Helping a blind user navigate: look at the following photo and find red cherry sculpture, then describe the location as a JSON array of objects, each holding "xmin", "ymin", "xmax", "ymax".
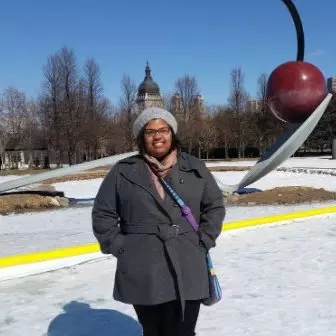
[{"xmin": 266, "ymin": 61, "xmax": 327, "ymax": 123}]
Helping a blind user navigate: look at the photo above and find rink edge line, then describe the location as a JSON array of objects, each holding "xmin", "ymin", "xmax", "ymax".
[
  {"xmin": 223, "ymin": 205, "xmax": 336, "ymax": 230},
  {"xmin": 1, "ymin": 205, "xmax": 336, "ymax": 269}
]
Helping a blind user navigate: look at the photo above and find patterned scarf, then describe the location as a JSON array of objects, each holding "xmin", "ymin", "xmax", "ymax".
[{"xmin": 143, "ymin": 149, "xmax": 178, "ymax": 199}]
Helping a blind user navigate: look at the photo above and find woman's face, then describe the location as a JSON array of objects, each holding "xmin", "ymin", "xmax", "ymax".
[{"xmin": 143, "ymin": 119, "xmax": 173, "ymax": 159}]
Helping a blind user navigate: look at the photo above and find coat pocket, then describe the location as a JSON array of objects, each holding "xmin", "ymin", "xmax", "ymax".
[
  {"xmin": 116, "ymin": 234, "xmax": 164, "ymax": 276},
  {"xmin": 116, "ymin": 234, "xmax": 146, "ymax": 273},
  {"xmin": 182, "ymin": 231, "xmax": 207, "ymax": 253},
  {"xmin": 117, "ymin": 234, "xmax": 137, "ymax": 257}
]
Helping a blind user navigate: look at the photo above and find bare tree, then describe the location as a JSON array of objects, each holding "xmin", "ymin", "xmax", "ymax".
[
  {"xmin": 214, "ymin": 106, "xmax": 235, "ymax": 159},
  {"xmin": 105, "ymin": 110, "xmax": 128, "ymax": 154},
  {"xmin": 174, "ymin": 75, "xmax": 202, "ymax": 153},
  {"xmin": 255, "ymin": 72, "xmax": 285, "ymax": 153},
  {"xmin": 23, "ymin": 99, "xmax": 44, "ymax": 167},
  {"xmin": 42, "ymin": 53, "xmax": 62, "ymax": 166},
  {"xmin": 0, "ymin": 87, "xmax": 28, "ymax": 168},
  {"xmin": 255, "ymin": 73, "xmax": 269, "ymax": 153},
  {"xmin": 174, "ymin": 75, "xmax": 200, "ymax": 121},
  {"xmin": 162, "ymin": 92, "xmax": 173, "ymax": 111},
  {"xmin": 0, "ymin": 123, "xmax": 5, "ymax": 170},
  {"xmin": 0, "ymin": 87, "xmax": 28, "ymax": 137},
  {"xmin": 41, "ymin": 49, "xmax": 115, "ymax": 164},
  {"xmin": 229, "ymin": 68, "xmax": 248, "ymax": 113},
  {"xmin": 82, "ymin": 58, "xmax": 105, "ymax": 160},
  {"xmin": 85, "ymin": 58, "xmax": 103, "ymax": 103},
  {"xmin": 199, "ymin": 114, "xmax": 218, "ymax": 160},
  {"xmin": 257, "ymin": 73, "xmax": 268, "ymax": 102},
  {"xmin": 58, "ymin": 46, "xmax": 79, "ymax": 165},
  {"xmin": 309, "ymin": 94, "xmax": 336, "ymax": 153},
  {"xmin": 119, "ymin": 74, "xmax": 137, "ymax": 151},
  {"xmin": 228, "ymin": 67, "xmax": 248, "ymax": 158}
]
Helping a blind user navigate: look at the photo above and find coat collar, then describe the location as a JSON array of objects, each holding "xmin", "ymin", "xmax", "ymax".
[
  {"xmin": 117, "ymin": 151, "xmax": 204, "ymax": 221},
  {"xmin": 176, "ymin": 152, "xmax": 204, "ymax": 177},
  {"xmin": 118, "ymin": 155, "xmax": 173, "ymax": 219},
  {"xmin": 118, "ymin": 151, "xmax": 204, "ymax": 177},
  {"xmin": 118, "ymin": 155, "xmax": 155, "ymax": 193}
]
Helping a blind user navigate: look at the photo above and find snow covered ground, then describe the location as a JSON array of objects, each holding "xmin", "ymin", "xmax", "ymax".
[
  {"xmin": 0, "ymin": 156, "xmax": 336, "ymax": 335},
  {"xmin": 0, "ymin": 215, "xmax": 335, "ymax": 336},
  {"xmin": 213, "ymin": 170, "xmax": 336, "ymax": 192},
  {"xmin": 205, "ymin": 156, "xmax": 336, "ymax": 169},
  {"xmin": 1, "ymin": 156, "xmax": 335, "ymax": 199},
  {"xmin": 49, "ymin": 168, "xmax": 336, "ymax": 200},
  {"xmin": 2, "ymin": 202, "xmax": 335, "ymax": 258}
]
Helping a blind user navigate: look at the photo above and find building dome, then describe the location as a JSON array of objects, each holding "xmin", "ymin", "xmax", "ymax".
[{"xmin": 138, "ymin": 62, "xmax": 160, "ymax": 95}]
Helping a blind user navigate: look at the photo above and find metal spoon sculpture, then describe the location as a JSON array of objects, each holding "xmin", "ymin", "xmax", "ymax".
[
  {"xmin": 0, "ymin": 0, "xmax": 332, "ymax": 195},
  {"xmin": 216, "ymin": 0, "xmax": 332, "ymax": 194}
]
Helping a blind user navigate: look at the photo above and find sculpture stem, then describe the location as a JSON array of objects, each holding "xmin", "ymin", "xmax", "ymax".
[{"xmin": 282, "ymin": 0, "xmax": 305, "ymax": 61}]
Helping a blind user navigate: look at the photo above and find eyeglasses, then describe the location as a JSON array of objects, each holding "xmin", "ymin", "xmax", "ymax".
[{"xmin": 144, "ymin": 127, "xmax": 171, "ymax": 137}]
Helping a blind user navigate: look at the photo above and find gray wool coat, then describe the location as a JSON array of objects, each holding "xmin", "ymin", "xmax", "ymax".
[{"xmin": 92, "ymin": 151, "xmax": 225, "ymax": 312}]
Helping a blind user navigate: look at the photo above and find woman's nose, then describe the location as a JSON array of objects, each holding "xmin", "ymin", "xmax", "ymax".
[{"xmin": 153, "ymin": 131, "xmax": 162, "ymax": 139}]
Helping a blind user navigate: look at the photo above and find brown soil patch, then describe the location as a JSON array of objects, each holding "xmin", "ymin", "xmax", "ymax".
[
  {"xmin": 2, "ymin": 185, "xmax": 335, "ymax": 216},
  {"xmin": 227, "ymin": 186, "xmax": 336, "ymax": 205},
  {"xmin": 206, "ymin": 158, "xmax": 256, "ymax": 162},
  {"xmin": 0, "ymin": 194, "xmax": 68, "ymax": 215},
  {"xmin": 85, "ymin": 166, "xmax": 112, "ymax": 172},
  {"xmin": 42, "ymin": 166, "xmax": 249, "ymax": 183},
  {"xmin": 209, "ymin": 166, "xmax": 251, "ymax": 172},
  {"xmin": 0, "ymin": 168, "xmax": 49, "ymax": 176},
  {"xmin": 0, "ymin": 165, "xmax": 246, "ymax": 184},
  {"xmin": 1, "ymin": 167, "xmax": 335, "ymax": 214},
  {"xmin": 44, "ymin": 171, "xmax": 109, "ymax": 184}
]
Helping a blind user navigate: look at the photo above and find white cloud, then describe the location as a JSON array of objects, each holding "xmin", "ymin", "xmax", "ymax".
[{"xmin": 307, "ymin": 49, "xmax": 325, "ymax": 58}]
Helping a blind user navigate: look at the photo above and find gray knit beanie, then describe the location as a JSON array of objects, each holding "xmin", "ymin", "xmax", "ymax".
[{"xmin": 133, "ymin": 107, "xmax": 178, "ymax": 138}]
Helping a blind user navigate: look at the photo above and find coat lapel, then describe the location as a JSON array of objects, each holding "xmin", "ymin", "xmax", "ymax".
[{"xmin": 119, "ymin": 156, "xmax": 174, "ymax": 220}]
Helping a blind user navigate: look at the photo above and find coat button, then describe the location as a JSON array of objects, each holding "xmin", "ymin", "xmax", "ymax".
[
  {"xmin": 118, "ymin": 247, "xmax": 124, "ymax": 255},
  {"xmin": 174, "ymin": 203, "xmax": 179, "ymax": 207},
  {"xmin": 179, "ymin": 178, "xmax": 184, "ymax": 184}
]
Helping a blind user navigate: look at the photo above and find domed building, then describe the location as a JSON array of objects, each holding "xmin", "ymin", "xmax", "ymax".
[{"xmin": 136, "ymin": 62, "xmax": 163, "ymax": 111}]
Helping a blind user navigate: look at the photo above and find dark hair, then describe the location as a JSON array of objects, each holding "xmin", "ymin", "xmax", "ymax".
[{"xmin": 136, "ymin": 125, "xmax": 181, "ymax": 156}]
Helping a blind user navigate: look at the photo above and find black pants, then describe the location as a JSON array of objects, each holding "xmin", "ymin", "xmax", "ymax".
[{"xmin": 133, "ymin": 300, "xmax": 201, "ymax": 336}]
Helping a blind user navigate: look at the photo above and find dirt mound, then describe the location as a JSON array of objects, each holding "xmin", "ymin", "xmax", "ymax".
[
  {"xmin": 208, "ymin": 166, "xmax": 251, "ymax": 172},
  {"xmin": 0, "ymin": 194, "xmax": 69, "ymax": 215},
  {"xmin": 44, "ymin": 171, "xmax": 109, "ymax": 184},
  {"xmin": 1, "ymin": 166, "xmax": 335, "ymax": 214},
  {"xmin": 227, "ymin": 186, "xmax": 336, "ymax": 205},
  {"xmin": 42, "ymin": 166, "xmax": 249, "ymax": 183},
  {"xmin": 1, "ymin": 186, "xmax": 335, "ymax": 215},
  {"xmin": 0, "ymin": 165, "xmax": 246, "ymax": 184}
]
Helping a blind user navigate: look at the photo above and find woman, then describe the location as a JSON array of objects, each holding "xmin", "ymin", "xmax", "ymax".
[{"xmin": 92, "ymin": 107, "xmax": 225, "ymax": 336}]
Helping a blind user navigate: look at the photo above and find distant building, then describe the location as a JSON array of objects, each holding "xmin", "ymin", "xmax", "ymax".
[
  {"xmin": 247, "ymin": 99, "xmax": 261, "ymax": 113},
  {"xmin": 193, "ymin": 94, "xmax": 205, "ymax": 115},
  {"xmin": 171, "ymin": 93, "xmax": 183, "ymax": 116},
  {"xmin": 1, "ymin": 137, "xmax": 48, "ymax": 170},
  {"xmin": 136, "ymin": 62, "xmax": 163, "ymax": 111},
  {"xmin": 136, "ymin": 62, "xmax": 205, "ymax": 120},
  {"xmin": 171, "ymin": 92, "xmax": 205, "ymax": 120},
  {"xmin": 327, "ymin": 76, "xmax": 336, "ymax": 93}
]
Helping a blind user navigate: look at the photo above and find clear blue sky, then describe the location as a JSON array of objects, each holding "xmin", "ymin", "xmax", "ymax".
[{"xmin": 0, "ymin": 0, "xmax": 334, "ymax": 106}]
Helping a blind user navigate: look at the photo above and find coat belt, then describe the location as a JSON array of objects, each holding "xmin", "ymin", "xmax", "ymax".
[{"xmin": 121, "ymin": 223, "xmax": 192, "ymax": 241}]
